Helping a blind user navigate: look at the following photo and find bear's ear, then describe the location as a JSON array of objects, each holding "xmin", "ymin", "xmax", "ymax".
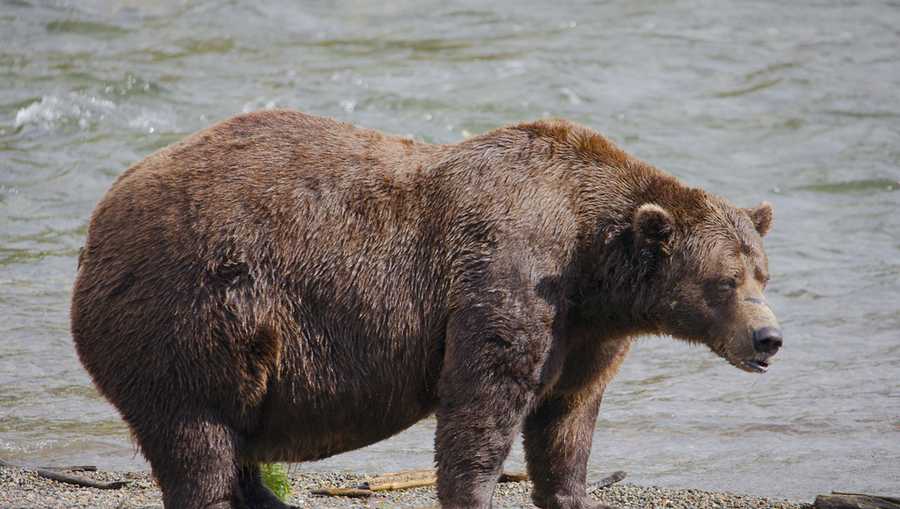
[
  {"xmin": 744, "ymin": 202, "xmax": 773, "ymax": 237},
  {"xmin": 633, "ymin": 203, "xmax": 674, "ymax": 254}
]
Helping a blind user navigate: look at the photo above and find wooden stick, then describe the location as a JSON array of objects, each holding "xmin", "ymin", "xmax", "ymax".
[
  {"xmin": 589, "ymin": 470, "xmax": 627, "ymax": 491},
  {"xmin": 367, "ymin": 477, "xmax": 437, "ymax": 492},
  {"xmin": 311, "ymin": 468, "xmax": 621, "ymax": 498},
  {"xmin": 364, "ymin": 469, "xmax": 436, "ymax": 491},
  {"xmin": 815, "ymin": 493, "xmax": 900, "ymax": 509},
  {"xmin": 33, "ymin": 468, "xmax": 130, "ymax": 490},
  {"xmin": 0, "ymin": 459, "xmax": 128, "ymax": 490},
  {"xmin": 831, "ymin": 492, "xmax": 900, "ymax": 504},
  {"xmin": 362, "ymin": 468, "xmax": 527, "ymax": 491},
  {"xmin": 41, "ymin": 465, "xmax": 98, "ymax": 472}
]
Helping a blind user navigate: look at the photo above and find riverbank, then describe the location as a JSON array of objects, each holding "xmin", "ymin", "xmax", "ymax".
[{"xmin": 0, "ymin": 465, "xmax": 811, "ymax": 508}]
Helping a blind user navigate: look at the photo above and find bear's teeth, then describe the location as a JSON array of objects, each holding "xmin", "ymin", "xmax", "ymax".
[{"xmin": 742, "ymin": 360, "xmax": 769, "ymax": 373}]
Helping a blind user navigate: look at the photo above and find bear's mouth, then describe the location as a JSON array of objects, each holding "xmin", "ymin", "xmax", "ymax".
[
  {"xmin": 740, "ymin": 359, "xmax": 769, "ymax": 373},
  {"xmin": 714, "ymin": 343, "xmax": 772, "ymax": 374}
]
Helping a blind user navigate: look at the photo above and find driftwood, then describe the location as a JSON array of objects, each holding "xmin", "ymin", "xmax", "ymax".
[
  {"xmin": 814, "ymin": 492, "xmax": 900, "ymax": 509},
  {"xmin": 312, "ymin": 468, "xmax": 518, "ymax": 497},
  {"xmin": 589, "ymin": 470, "xmax": 627, "ymax": 491},
  {"xmin": 41, "ymin": 465, "xmax": 98, "ymax": 472},
  {"xmin": 312, "ymin": 468, "xmax": 625, "ymax": 498},
  {"xmin": 364, "ymin": 469, "xmax": 437, "ymax": 491},
  {"xmin": 0, "ymin": 459, "xmax": 128, "ymax": 490},
  {"xmin": 367, "ymin": 477, "xmax": 437, "ymax": 491},
  {"xmin": 30, "ymin": 468, "xmax": 130, "ymax": 490}
]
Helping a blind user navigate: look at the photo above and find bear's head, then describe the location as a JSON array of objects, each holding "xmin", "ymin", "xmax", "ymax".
[{"xmin": 633, "ymin": 198, "xmax": 781, "ymax": 373}]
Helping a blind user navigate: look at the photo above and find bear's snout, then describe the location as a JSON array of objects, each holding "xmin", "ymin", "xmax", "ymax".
[{"xmin": 752, "ymin": 326, "xmax": 783, "ymax": 355}]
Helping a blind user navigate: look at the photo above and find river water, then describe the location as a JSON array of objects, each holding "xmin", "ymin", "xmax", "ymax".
[{"xmin": 1, "ymin": 0, "xmax": 898, "ymax": 501}]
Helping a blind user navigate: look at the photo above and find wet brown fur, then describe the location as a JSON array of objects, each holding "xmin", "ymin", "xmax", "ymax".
[{"xmin": 71, "ymin": 111, "xmax": 778, "ymax": 509}]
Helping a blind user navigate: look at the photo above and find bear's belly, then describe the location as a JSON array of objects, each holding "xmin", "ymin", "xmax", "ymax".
[
  {"xmin": 244, "ymin": 385, "xmax": 437, "ymax": 463},
  {"xmin": 242, "ymin": 338, "xmax": 442, "ymax": 463},
  {"xmin": 246, "ymin": 407, "xmax": 436, "ymax": 463}
]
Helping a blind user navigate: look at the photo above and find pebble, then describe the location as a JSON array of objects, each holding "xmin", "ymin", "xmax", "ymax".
[{"xmin": 0, "ymin": 465, "xmax": 813, "ymax": 508}]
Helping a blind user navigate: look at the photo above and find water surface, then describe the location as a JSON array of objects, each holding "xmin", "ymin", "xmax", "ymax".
[{"xmin": 2, "ymin": 0, "xmax": 899, "ymax": 500}]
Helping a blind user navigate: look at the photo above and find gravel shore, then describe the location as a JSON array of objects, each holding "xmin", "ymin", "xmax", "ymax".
[{"xmin": 0, "ymin": 465, "xmax": 812, "ymax": 509}]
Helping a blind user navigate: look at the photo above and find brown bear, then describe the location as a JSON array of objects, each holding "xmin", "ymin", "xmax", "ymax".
[{"xmin": 71, "ymin": 110, "xmax": 782, "ymax": 509}]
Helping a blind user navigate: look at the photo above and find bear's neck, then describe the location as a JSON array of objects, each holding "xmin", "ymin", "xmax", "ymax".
[
  {"xmin": 565, "ymin": 162, "xmax": 684, "ymax": 340},
  {"xmin": 568, "ymin": 237, "xmax": 661, "ymax": 341}
]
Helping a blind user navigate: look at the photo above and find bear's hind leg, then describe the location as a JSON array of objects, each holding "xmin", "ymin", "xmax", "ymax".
[{"xmin": 137, "ymin": 411, "xmax": 242, "ymax": 509}]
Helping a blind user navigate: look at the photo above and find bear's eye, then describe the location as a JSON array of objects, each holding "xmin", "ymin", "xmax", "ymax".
[{"xmin": 718, "ymin": 278, "xmax": 738, "ymax": 292}]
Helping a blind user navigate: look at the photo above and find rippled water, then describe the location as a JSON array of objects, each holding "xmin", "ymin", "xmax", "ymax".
[{"xmin": 2, "ymin": 0, "xmax": 898, "ymax": 501}]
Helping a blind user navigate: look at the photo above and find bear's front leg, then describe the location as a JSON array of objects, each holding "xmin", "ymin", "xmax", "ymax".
[
  {"xmin": 434, "ymin": 304, "xmax": 548, "ymax": 508},
  {"xmin": 523, "ymin": 338, "xmax": 631, "ymax": 509},
  {"xmin": 523, "ymin": 391, "xmax": 609, "ymax": 509}
]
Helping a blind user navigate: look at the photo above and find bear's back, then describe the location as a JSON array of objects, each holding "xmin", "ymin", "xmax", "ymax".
[{"xmin": 77, "ymin": 110, "xmax": 456, "ymax": 340}]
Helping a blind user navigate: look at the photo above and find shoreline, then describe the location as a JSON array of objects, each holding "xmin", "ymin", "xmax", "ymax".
[{"xmin": 0, "ymin": 465, "xmax": 812, "ymax": 508}]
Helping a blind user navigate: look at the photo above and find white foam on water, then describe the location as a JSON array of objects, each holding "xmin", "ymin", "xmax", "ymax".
[
  {"xmin": 127, "ymin": 109, "xmax": 176, "ymax": 134},
  {"xmin": 14, "ymin": 93, "xmax": 179, "ymax": 134},
  {"xmin": 14, "ymin": 94, "xmax": 116, "ymax": 131}
]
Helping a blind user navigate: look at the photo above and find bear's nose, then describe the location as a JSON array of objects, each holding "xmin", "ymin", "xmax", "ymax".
[{"xmin": 752, "ymin": 327, "xmax": 783, "ymax": 355}]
